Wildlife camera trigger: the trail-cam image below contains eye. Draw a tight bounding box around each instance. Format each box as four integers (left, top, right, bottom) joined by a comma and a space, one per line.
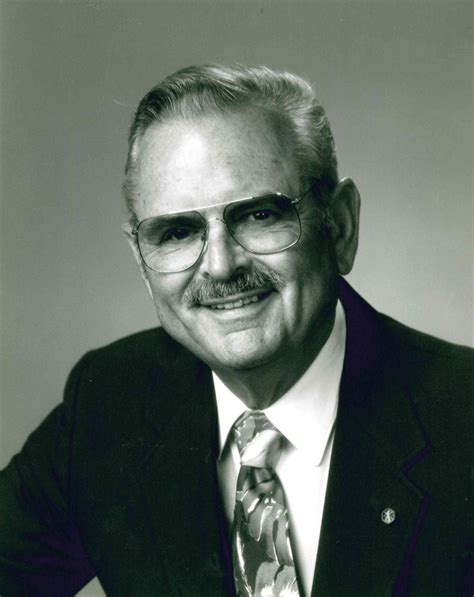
249, 209, 278, 221
239, 204, 286, 226
161, 226, 193, 243
143, 215, 203, 246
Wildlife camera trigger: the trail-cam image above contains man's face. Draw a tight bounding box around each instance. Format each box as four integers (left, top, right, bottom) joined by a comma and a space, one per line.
131, 109, 346, 372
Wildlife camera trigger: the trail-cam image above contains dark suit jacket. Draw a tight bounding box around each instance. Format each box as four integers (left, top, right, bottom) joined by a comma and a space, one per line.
1, 280, 472, 596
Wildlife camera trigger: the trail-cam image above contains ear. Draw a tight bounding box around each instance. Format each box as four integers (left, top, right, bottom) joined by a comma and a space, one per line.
122, 223, 154, 300
329, 177, 360, 275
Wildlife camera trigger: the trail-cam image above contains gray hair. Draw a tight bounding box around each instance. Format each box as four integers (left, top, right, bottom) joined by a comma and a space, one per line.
123, 64, 339, 225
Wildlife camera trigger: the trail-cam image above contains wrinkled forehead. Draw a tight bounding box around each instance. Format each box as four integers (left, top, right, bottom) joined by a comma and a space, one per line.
132, 109, 301, 220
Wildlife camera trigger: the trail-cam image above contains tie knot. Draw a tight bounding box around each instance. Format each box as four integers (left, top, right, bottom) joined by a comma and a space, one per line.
233, 410, 283, 468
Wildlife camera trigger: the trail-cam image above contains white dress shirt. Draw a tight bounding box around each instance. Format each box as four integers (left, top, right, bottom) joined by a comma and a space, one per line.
213, 301, 346, 596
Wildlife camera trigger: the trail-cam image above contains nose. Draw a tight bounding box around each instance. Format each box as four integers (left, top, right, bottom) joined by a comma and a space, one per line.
198, 218, 252, 280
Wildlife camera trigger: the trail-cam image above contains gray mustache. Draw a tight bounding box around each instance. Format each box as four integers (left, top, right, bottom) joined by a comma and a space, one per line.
183, 268, 284, 306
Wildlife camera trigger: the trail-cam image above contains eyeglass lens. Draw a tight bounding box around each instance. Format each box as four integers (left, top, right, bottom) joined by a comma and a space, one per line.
137, 194, 301, 273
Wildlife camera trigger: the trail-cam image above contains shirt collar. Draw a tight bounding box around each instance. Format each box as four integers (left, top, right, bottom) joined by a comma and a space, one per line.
213, 301, 346, 467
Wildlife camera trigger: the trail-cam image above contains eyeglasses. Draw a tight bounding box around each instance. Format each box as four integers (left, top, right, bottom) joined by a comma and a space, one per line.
132, 190, 312, 273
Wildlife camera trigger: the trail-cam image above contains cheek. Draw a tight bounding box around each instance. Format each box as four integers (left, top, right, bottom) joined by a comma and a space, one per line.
298, 228, 336, 277
279, 241, 337, 314
148, 279, 191, 337
282, 239, 332, 285
147, 273, 190, 316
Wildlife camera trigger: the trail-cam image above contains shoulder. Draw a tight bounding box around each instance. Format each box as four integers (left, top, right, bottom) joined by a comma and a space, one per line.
377, 314, 472, 435
64, 327, 197, 428
71, 326, 184, 381
380, 314, 472, 385
85, 326, 177, 362
339, 278, 472, 397
381, 314, 472, 361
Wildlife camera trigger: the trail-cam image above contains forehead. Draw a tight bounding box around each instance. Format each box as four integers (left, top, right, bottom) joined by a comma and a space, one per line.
133, 108, 301, 219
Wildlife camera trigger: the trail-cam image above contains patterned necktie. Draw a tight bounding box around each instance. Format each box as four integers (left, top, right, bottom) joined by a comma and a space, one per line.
232, 410, 300, 597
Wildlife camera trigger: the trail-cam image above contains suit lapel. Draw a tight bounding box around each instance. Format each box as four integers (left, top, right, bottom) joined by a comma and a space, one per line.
313, 280, 430, 595
129, 341, 233, 596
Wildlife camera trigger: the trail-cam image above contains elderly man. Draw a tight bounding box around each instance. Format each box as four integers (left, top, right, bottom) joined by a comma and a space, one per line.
0, 65, 472, 596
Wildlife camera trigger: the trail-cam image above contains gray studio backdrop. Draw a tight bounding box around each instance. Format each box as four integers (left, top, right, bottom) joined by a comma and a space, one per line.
1, 2, 472, 467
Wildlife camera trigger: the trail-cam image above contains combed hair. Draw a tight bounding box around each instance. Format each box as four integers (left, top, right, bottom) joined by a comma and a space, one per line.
123, 64, 339, 224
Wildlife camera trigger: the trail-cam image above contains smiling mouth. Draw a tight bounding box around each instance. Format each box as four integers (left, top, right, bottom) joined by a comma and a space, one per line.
201, 290, 273, 310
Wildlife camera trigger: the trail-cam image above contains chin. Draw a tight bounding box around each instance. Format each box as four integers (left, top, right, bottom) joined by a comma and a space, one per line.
201, 337, 283, 372
164, 318, 286, 371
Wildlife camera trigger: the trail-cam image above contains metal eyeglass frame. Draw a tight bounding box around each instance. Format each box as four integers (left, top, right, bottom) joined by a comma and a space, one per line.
132, 187, 314, 273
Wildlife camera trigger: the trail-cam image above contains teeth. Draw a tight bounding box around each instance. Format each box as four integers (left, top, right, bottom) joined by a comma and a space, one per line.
209, 293, 264, 310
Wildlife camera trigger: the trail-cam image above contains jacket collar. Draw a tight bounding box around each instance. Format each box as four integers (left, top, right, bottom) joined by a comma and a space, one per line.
337, 277, 428, 465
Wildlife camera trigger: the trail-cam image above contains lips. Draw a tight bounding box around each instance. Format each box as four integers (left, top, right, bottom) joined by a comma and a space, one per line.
200, 289, 273, 310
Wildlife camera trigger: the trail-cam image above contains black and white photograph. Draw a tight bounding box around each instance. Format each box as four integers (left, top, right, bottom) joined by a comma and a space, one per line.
1, 1, 472, 595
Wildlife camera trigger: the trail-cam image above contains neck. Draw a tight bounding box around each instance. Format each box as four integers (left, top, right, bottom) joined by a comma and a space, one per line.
212, 312, 336, 409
